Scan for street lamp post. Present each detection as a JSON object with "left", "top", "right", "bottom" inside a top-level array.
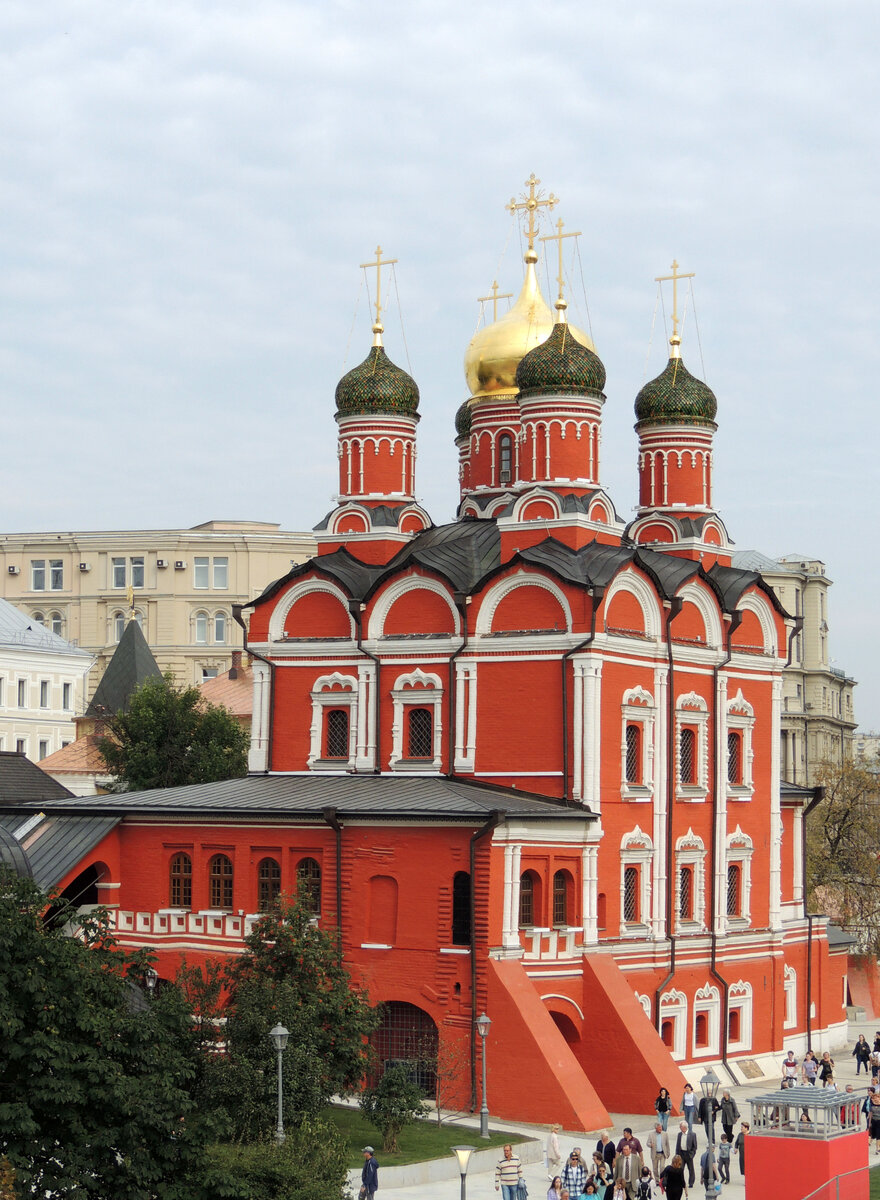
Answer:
[
  {"left": 269, "top": 1023, "right": 290, "bottom": 1145},
  {"left": 144, "top": 966, "right": 158, "bottom": 998},
  {"left": 451, "top": 1145, "right": 476, "bottom": 1200},
  {"left": 476, "top": 1012, "right": 491, "bottom": 1139},
  {"left": 699, "top": 1066, "right": 721, "bottom": 1200}
]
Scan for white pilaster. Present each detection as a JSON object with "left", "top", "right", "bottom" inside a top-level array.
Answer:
[
  {"left": 770, "top": 676, "right": 784, "bottom": 930},
  {"left": 653, "top": 664, "right": 669, "bottom": 937},
  {"left": 715, "top": 671, "right": 729, "bottom": 934},
  {"left": 247, "top": 660, "right": 271, "bottom": 772},
  {"left": 581, "top": 659, "right": 603, "bottom": 811},
  {"left": 582, "top": 843, "right": 599, "bottom": 944}
]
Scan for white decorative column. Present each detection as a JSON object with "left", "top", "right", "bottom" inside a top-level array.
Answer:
[
  {"left": 572, "top": 661, "right": 584, "bottom": 800},
  {"left": 652, "top": 665, "right": 669, "bottom": 937},
  {"left": 769, "top": 676, "right": 784, "bottom": 931},
  {"left": 582, "top": 843, "right": 599, "bottom": 944},
  {"left": 715, "top": 671, "right": 729, "bottom": 934},
  {"left": 501, "top": 842, "right": 522, "bottom": 951},
  {"left": 580, "top": 660, "right": 603, "bottom": 810},
  {"left": 454, "top": 661, "right": 477, "bottom": 772},
  {"left": 356, "top": 662, "right": 377, "bottom": 771},
  {"left": 248, "top": 660, "right": 271, "bottom": 772}
]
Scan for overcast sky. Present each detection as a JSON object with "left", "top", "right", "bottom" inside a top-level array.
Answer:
[{"left": 2, "top": 1, "right": 878, "bottom": 728}]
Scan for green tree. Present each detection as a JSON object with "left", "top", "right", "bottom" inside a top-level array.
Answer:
[
  {"left": 0, "top": 871, "right": 212, "bottom": 1199},
  {"left": 99, "top": 673, "right": 248, "bottom": 791},
  {"left": 359, "top": 1064, "right": 429, "bottom": 1152}
]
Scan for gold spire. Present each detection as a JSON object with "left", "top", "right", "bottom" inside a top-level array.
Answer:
[
  {"left": 477, "top": 280, "right": 513, "bottom": 323},
  {"left": 506, "top": 173, "right": 559, "bottom": 253},
  {"left": 655, "top": 259, "right": 694, "bottom": 359},
  {"left": 540, "top": 217, "right": 581, "bottom": 322},
  {"left": 360, "top": 245, "right": 398, "bottom": 346}
]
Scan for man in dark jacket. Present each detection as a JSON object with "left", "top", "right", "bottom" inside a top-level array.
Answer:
[
  {"left": 674, "top": 1121, "right": 698, "bottom": 1189},
  {"left": 361, "top": 1146, "right": 379, "bottom": 1198}
]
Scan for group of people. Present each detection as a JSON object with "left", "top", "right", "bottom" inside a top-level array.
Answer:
[{"left": 781, "top": 1047, "right": 837, "bottom": 1089}]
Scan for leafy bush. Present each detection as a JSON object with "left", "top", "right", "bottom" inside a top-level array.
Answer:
[
  {"left": 204, "top": 1117, "right": 349, "bottom": 1200},
  {"left": 359, "top": 1065, "right": 429, "bottom": 1153}
]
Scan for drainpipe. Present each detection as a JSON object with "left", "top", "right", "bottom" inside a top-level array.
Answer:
[
  {"left": 447, "top": 593, "right": 470, "bottom": 778},
  {"left": 654, "top": 596, "right": 684, "bottom": 1032},
  {"left": 469, "top": 810, "right": 505, "bottom": 1111},
  {"left": 349, "top": 601, "right": 381, "bottom": 775},
  {"left": 801, "top": 785, "right": 825, "bottom": 1050},
  {"left": 321, "top": 807, "right": 343, "bottom": 949},
  {"left": 561, "top": 587, "right": 602, "bottom": 802},
  {"left": 233, "top": 604, "right": 275, "bottom": 773}
]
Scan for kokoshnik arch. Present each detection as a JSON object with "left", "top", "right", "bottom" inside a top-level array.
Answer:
[{"left": 3, "top": 178, "right": 847, "bottom": 1129}]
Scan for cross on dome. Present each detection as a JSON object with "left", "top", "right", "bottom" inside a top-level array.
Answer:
[
  {"left": 360, "top": 245, "right": 398, "bottom": 346},
  {"left": 540, "top": 217, "right": 581, "bottom": 319},
  {"left": 655, "top": 259, "right": 695, "bottom": 357},
  {"left": 477, "top": 280, "right": 513, "bottom": 323},
  {"left": 506, "top": 173, "right": 559, "bottom": 252}
]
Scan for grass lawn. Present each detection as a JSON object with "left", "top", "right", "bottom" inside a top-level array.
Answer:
[
  {"left": 871, "top": 1164, "right": 880, "bottom": 1198},
  {"left": 327, "top": 1104, "right": 529, "bottom": 1169}
]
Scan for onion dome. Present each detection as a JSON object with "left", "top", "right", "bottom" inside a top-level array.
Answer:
[
  {"left": 464, "top": 249, "right": 594, "bottom": 398},
  {"left": 635, "top": 340, "right": 717, "bottom": 427},
  {"left": 516, "top": 320, "right": 606, "bottom": 395},
  {"left": 455, "top": 399, "right": 472, "bottom": 440},
  {"left": 335, "top": 344, "right": 419, "bottom": 418}
]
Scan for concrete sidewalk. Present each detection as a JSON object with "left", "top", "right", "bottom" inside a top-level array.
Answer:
[{"left": 350, "top": 1023, "right": 877, "bottom": 1200}]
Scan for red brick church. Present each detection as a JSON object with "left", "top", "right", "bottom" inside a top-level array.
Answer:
[{"left": 2, "top": 180, "right": 847, "bottom": 1130}]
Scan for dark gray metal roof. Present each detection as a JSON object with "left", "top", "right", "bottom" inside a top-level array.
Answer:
[
  {"left": 0, "top": 751, "right": 75, "bottom": 806},
  {"left": 86, "top": 618, "right": 163, "bottom": 717},
  {"left": 313, "top": 504, "right": 411, "bottom": 532},
  {"left": 0, "top": 773, "right": 594, "bottom": 824},
  {"left": 826, "top": 923, "right": 856, "bottom": 949},
  {"left": 0, "top": 813, "right": 120, "bottom": 889}
]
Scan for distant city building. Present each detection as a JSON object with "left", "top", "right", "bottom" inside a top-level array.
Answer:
[
  {"left": 854, "top": 731, "right": 880, "bottom": 764},
  {"left": 0, "top": 520, "right": 314, "bottom": 700},
  {"left": 731, "top": 553, "right": 857, "bottom": 786},
  {"left": 0, "top": 597, "right": 94, "bottom": 763}
]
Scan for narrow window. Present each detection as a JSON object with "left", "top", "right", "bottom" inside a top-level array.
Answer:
[
  {"left": 451, "top": 871, "right": 471, "bottom": 945},
  {"left": 727, "top": 863, "right": 741, "bottom": 917},
  {"left": 0, "top": 678, "right": 4, "bottom": 706},
  {"left": 131, "top": 556, "right": 145, "bottom": 589},
  {"left": 679, "top": 865, "right": 693, "bottom": 920},
  {"left": 170, "top": 852, "right": 192, "bottom": 908},
  {"left": 194, "top": 557, "right": 209, "bottom": 589},
  {"left": 407, "top": 707, "right": 433, "bottom": 758},
  {"left": 728, "top": 1008, "right": 740, "bottom": 1042},
  {"left": 498, "top": 434, "right": 513, "bottom": 483},
  {"left": 50, "top": 612, "right": 63, "bottom": 636},
  {"left": 727, "top": 731, "right": 741, "bottom": 784},
  {"left": 661, "top": 1020, "right": 674, "bottom": 1047},
  {"left": 257, "top": 857, "right": 281, "bottom": 911},
  {"left": 519, "top": 873, "right": 534, "bottom": 926},
  {"left": 552, "top": 870, "right": 569, "bottom": 925},
  {"left": 623, "top": 866, "right": 639, "bottom": 922},
  {"left": 39, "top": 681, "right": 49, "bottom": 708},
  {"left": 17, "top": 680, "right": 26, "bottom": 708},
  {"left": 209, "top": 854, "right": 233, "bottom": 909},
  {"left": 112, "top": 557, "right": 126, "bottom": 588},
  {"left": 38, "top": 740, "right": 49, "bottom": 760},
  {"left": 325, "top": 709, "right": 349, "bottom": 758},
  {"left": 49, "top": 560, "right": 63, "bottom": 590},
  {"left": 31, "top": 560, "right": 46, "bottom": 590},
  {"left": 213, "top": 557, "right": 229, "bottom": 589},
  {"left": 33, "top": 612, "right": 45, "bottom": 626},
  {"left": 15, "top": 738, "right": 26, "bottom": 755},
  {"left": 679, "top": 727, "right": 696, "bottom": 783},
  {"left": 297, "top": 857, "right": 321, "bottom": 915},
  {"left": 195, "top": 612, "right": 208, "bottom": 644},
  {"left": 214, "top": 612, "right": 226, "bottom": 644},
  {"left": 695, "top": 1012, "right": 709, "bottom": 1048},
  {"left": 114, "top": 611, "right": 125, "bottom": 642},
  {"left": 625, "top": 724, "right": 641, "bottom": 783}
]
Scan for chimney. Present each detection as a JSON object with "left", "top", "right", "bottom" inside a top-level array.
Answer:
[{"left": 229, "top": 650, "right": 242, "bottom": 680}]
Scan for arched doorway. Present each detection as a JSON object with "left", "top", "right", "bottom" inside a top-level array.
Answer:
[
  {"left": 550, "top": 1010, "right": 581, "bottom": 1047},
  {"left": 371, "top": 1001, "right": 439, "bottom": 1097}
]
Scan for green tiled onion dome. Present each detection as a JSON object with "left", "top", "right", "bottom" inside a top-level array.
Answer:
[
  {"left": 335, "top": 345, "right": 420, "bottom": 417},
  {"left": 515, "top": 321, "right": 606, "bottom": 395},
  {"left": 635, "top": 355, "right": 717, "bottom": 426},
  {"left": 455, "top": 400, "right": 472, "bottom": 439}
]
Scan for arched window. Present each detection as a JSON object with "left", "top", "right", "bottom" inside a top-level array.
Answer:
[
  {"left": 32, "top": 611, "right": 45, "bottom": 626},
  {"left": 552, "top": 870, "right": 570, "bottom": 926},
  {"left": 728, "top": 1007, "right": 740, "bottom": 1043},
  {"left": 50, "top": 612, "right": 63, "bottom": 636},
  {"left": 661, "top": 1020, "right": 674, "bottom": 1048},
  {"left": 297, "top": 857, "right": 321, "bottom": 915},
  {"left": 407, "top": 707, "right": 433, "bottom": 758},
  {"left": 519, "top": 872, "right": 535, "bottom": 926},
  {"left": 727, "top": 731, "right": 742, "bottom": 784},
  {"left": 623, "top": 866, "right": 639, "bottom": 923},
  {"left": 625, "top": 724, "right": 641, "bottom": 783},
  {"left": 498, "top": 433, "right": 513, "bottom": 484},
  {"left": 214, "top": 612, "right": 226, "bottom": 644},
  {"left": 257, "top": 857, "right": 280, "bottom": 911},
  {"left": 194, "top": 612, "right": 208, "bottom": 645},
  {"left": 679, "top": 727, "right": 697, "bottom": 783},
  {"left": 113, "top": 611, "right": 125, "bottom": 642},
  {"left": 597, "top": 892, "right": 607, "bottom": 931},
  {"left": 325, "top": 709, "right": 349, "bottom": 758},
  {"left": 451, "top": 871, "right": 471, "bottom": 945},
  {"left": 169, "top": 852, "right": 192, "bottom": 908},
  {"left": 679, "top": 865, "right": 694, "bottom": 920},
  {"left": 727, "top": 863, "right": 742, "bottom": 917},
  {"left": 695, "top": 1011, "right": 709, "bottom": 1048},
  {"left": 209, "top": 854, "right": 233, "bottom": 909}
]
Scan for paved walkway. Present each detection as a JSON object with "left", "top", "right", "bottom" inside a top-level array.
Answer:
[{"left": 354, "top": 1022, "right": 878, "bottom": 1200}]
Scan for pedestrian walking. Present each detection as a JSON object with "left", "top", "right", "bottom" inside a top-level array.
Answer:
[
  {"left": 853, "top": 1035, "right": 871, "bottom": 1075},
  {"left": 495, "top": 1144, "right": 523, "bottom": 1200},
  {"left": 360, "top": 1147, "right": 379, "bottom": 1200},
  {"left": 719, "top": 1089, "right": 740, "bottom": 1141}
]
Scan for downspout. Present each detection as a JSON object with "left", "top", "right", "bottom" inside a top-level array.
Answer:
[
  {"left": 349, "top": 600, "right": 381, "bottom": 775},
  {"left": 233, "top": 604, "right": 275, "bottom": 773},
  {"left": 447, "top": 593, "right": 470, "bottom": 779},
  {"left": 321, "top": 807, "right": 343, "bottom": 949},
  {"left": 709, "top": 609, "right": 741, "bottom": 1084},
  {"left": 802, "top": 785, "right": 825, "bottom": 1049},
  {"left": 561, "top": 587, "right": 601, "bottom": 802},
  {"left": 785, "top": 614, "right": 806, "bottom": 785},
  {"left": 654, "top": 596, "right": 684, "bottom": 1032},
  {"left": 806, "top": 913, "right": 814, "bottom": 1048},
  {"left": 469, "top": 810, "right": 505, "bottom": 1111}
]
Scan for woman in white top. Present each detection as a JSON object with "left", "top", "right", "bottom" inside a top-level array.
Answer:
[
  {"left": 546, "top": 1124, "right": 562, "bottom": 1178},
  {"left": 681, "top": 1083, "right": 696, "bottom": 1130}
]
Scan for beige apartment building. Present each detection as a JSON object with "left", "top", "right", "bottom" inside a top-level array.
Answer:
[
  {"left": 0, "top": 520, "right": 314, "bottom": 705},
  {"left": 733, "top": 551, "right": 857, "bottom": 785}
]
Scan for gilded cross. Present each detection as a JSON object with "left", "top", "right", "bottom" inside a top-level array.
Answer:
[
  {"left": 540, "top": 218, "right": 581, "bottom": 306},
  {"left": 654, "top": 259, "right": 695, "bottom": 341},
  {"left": 506, "top": 173, "right": 559, "bottom": 250},
  {"left": 360, "top": 245, "right": 398, "bottom": 333},
  {"left": 477, "top": 280, "right": 513, "bottom": 322}
]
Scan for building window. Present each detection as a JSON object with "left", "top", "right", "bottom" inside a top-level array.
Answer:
[
  {"left": 625, "top": 724, "right": 641, "bottom": 783},
  {"left": 62, "top": 682, "right": 71, "bottom": 710},
  {"left": 552, "top": 870, "right": 571, "bottom": 925},
  {"left": 519, "top": 872, "right": 535, "bottom": 926},
  {"left": 679, "top": 727, "right": 696, "bottom": 783},
  {"left": 727, "top": 732, "right": 741, "bottom": 784},
  {"left": 31, "top": 561, "right": 45, "bottom": 590},
  {"left": 325, "top": 709, "right": 349, "bottom": 758},
  {"left": 50, "top": 612, "right": 63, "bottom": 636},
  {"left": 623, "top": 866, "right": 639, "bottom": 922},
  {"left": 679, "top": 865, "right": 693, "bottom": 920},
  {"left": 194, "top": 612, "right": 208, "bottom": 644},
  {"left": 257, "top": 857, "right": 281, "bottom": 911},
  {"left": 695, "top": 1012, "right": 708, "bottom": 1048},
  {"left": 0, "top": 678, "right": 4, "bottom": 706},
  {"left": 693, "top": 983, "right": 721, "bottom": 1056},
  {"left": 213, "top": 557, "right": 228, "bottom": 589},
  {"left": 727, "top": 863, "right": 741, "bottom": 917},
  {"left": 17, "top": 680, "right": 26, "bottom": 708},
  {"left": 201, "top": 668, "right": 218, "bottom": 682},
  {"left": 39, "top": 680, "right": 49, "bottom": 708},
  {"left": 38, "top": 740, "right": 49, "bottom": 760},
  {"left": 675, "top": 831, "right": 706, "bottom": 931},
  {"left": 498, "top": 433, "right": 513, "bottom": 483},
  {"left": 214, "top": 612, "right": 226, "bottom": 644},
  {"left": 31, "top": 559, "right": 63, "bottom": 591},
  {"left": 15, "top": 738, "right": 26, "bottom": 755},
  {"left": 169, "top": 852, "right": 192, "bottom": 908},
  {"left": 407, "top": 707, "right": 433, "bottom": 758},
  {"left": 113, "top": 612, "right": 125, "bottom": 642},
  {"left": 451, "top": 871, "right": 471, "bottom": 945},
  {"left": 209, "top": 854, "right": 233, "bottom": 909},
  {"left": 620, "top": 826, "right": 654, "bottom": 934},
  {"left": 131, "top": 557, "right": 144, "bottom": 588},
  {"left": 112, "top": 557, "right": 126, "bottom": 588},
  {"left": 33, "top": 611, "right": 44, "bottom": 626},
  {"left": 296, "top": 857, "right": 321, "bottom": 915},
  {"left": 194, "top": 556, "right": 228, "bottom": 589},
  {"left": 194, "top": 557, "right": 209, "bottom": 588},
  {"left": 726, "top": 692, "right": 756, "bottom": 798}
]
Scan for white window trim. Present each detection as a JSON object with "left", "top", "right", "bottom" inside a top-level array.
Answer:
[
  {"left": 783, "top": 964, "right": 797, "bottom": 1029},
  {"left": 389, "top": 670, "right": 444, "bottom": 772},
  {"left": 693, "top": 982, "right": 721, "bottom": 1058},
  {"left": 726, "top": 826, "right": 754, "bottom": 928},
  {"left": 620, "top": 686, "right": 655, "bottom": 802},
  {"left": 727, "top": 980, "right": 753, "bottom": 1053},
  {"left": 674, "top": 828, "right": 706, "bottom": 933},
  {"left": 308, "top": 673, "right": 358, "bottom": 770},
  {"left": 635, "top": 992, "right": 652, "bottom": 1021},
  {"left": 193, "top": 556, "right": 210, "bottom": 589},
  {"left": 675, "top": 691, "right": 709, "bottom": 802},
  {"left": 620, "top": 826, "right": 653, "bottom": 938},
  {"left": 726, "top": 690, "right": 756, "bottom": 801},
  {"left": 659, "top": 988, "right": 688, "bottom": 1061}
]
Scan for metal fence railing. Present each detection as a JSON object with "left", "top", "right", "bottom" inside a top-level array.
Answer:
[{"left": 798, "top": 1164, "right": 870, "bottom": 1200}]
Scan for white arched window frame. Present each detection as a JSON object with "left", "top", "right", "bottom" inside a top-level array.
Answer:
[
  {"left": 620, "top": 826, "right": 654, "bottom": 938},
  {"left": 735, "top": 592, "right": 780, "bottom": 657},
  {"left": 675, "top": 828, "right": 706, "bottom": 933},
  {"left": 113, "top": 611, "right": 126, "bottom": 642},
  {"left": 268, "top": 579, "right": 356, "bottom": 643},
  {"left": 368, "top": 577, "right": 461, "bottom": 640},
  {"left": 635, "top": 992, "right": 652, "bottom": 1021},
  {"left": 726, "top": 826, "right": 754, "bottom": 928},
  {"left": 727, "top": 980, "right": 753, "bottom": 1053},
  {"left": 475, "top": 572, "right": 572, "bottom": 637},
  {"left": 675, "top": 692, "right": 709, "bottom": 802},
  {"left": 620, "top": 686, "right": 656, "bottom": 802},
  {"left": 49, "top": 611, "right": 63, "bottom": 636},
  {"left": 603, "top": 571, "right": 663, "bottom": 640},
  {"left": 214, "top": 611, "right": 227, "bottom": 645},
  {"left": 783, "top": 965, "right": 797, "bottom": 1029},
  {"left": 194, "top": 611, "right": 208, "bottom": 645},
  {"left": 677, "top": 581, "right": 723, "bottom": 649},
  {"left": 726, "top": 690, "right": 755, "bottom": 800},
  {"left": 308, "top": 673, "right": 358, "bottom": 769},
  {"left": 693, "top": 982, "right": 721, "bottom": 1058},
  {"left": 659, "top": 988, "right": 688, "bottom": 1061},
  {"left": 389, "top": 670, "right": 444, "bottom": 772}
]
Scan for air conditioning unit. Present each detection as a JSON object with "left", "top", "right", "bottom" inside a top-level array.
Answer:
[
  {"left": 7, "top": 565, "right": 20, "bottom": 575},
  {"left": 157, "top": 559, "right": 169, "bottom": 569},
  {"left": 79, "top": 562, "right": 91, "bottom": 572},
  {"left": 174, "top": 560, "right": 186, "bottom": 570},
  {"left": 499, "top": 469, "right": 511, "bottom": 485}
]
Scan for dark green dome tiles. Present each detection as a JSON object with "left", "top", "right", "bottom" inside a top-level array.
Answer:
[
  {"left": 455, "top": 400, "right": 472, "bottom": 439},
  {"left": 515, "top": 321, "right": 606, "bottom": 396},
  {"left": 635, "top": 356, "right": 717, "bottom": 426},
  {"left": 335, "top": 345, "right": 420, "bottom": 417}
]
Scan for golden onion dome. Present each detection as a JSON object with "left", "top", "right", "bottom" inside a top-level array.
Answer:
[{"left": 464, "top": 249, "right": 594, "bottom": 398}]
